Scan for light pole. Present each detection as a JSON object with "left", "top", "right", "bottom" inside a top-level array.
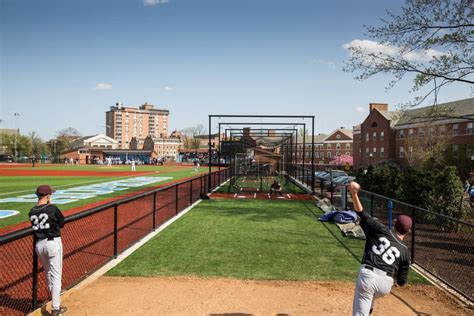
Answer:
[{"left": 13, "top": 113, "right": 20, "bottom": 162}]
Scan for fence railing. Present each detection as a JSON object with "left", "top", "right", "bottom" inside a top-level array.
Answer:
[{"left": 0, "top": 169, "right": 229, "bottom": 315}]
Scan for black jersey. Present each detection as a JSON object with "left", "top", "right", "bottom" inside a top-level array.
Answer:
[
  {"left": 29, "top": 204, "right": 65, "bottom": 240},
  {"left": 359, "top": 211, "right": 410, "bottom": 285}
]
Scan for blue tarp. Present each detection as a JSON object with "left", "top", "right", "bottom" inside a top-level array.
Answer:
[{"left": 318, "top": 210, "right": 358, "bottom": 224}]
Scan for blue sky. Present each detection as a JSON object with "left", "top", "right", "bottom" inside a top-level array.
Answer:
[{"left": 1, "top": 0, "right": 471, "bottom": 140}]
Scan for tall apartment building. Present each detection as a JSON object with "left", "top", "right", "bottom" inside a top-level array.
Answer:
[
  {"left": 353, "top": 98, "right": 474, "bottom": 170},
  {"left": 106, "top": 102, "right": 169, "bottom": 149}
]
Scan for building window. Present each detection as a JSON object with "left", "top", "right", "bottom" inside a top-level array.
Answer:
[
  {"left": 327, "top": 144, "right": 332, "bottom": 149},
  {"left": 373, "top": 147, "right": 377, "bottom": 153},
  {"left": 399, "top": 147, "right": 404, "bottom": 158},
  {"left": 409, "top": 146, "right": 413, "bottom": 153},
  {"left": 346, "top": 143, "right": 350, "bottom": 150},
  {"left": 452, "top": 144, "right": 459, "bottom": 152},
  {"left": 315, "top": 152, "right": 319, "bottom": 158},
  {"left": 400, "top": 130, "right": 404, "bottom": 139},
  {"left": 366, "top": 148, "right": 369, "bottom": 156},
  {"left": 380, "top": 131, "right": 384, "bottom": 141},
  {"left": 366, "top": 133, "right": 369, "bottom": 141},
  {"left": 418, "top": 128, "right": 424, "bottom": 137},
  {"left": 380, "top": 147, "right": 384, "bottom": 158},
  {"left": 336, "top": 143, "right": 341, "bottom": 149},
  {"left": 327, "top": 152, "right": 331, "bottom": 158},
  {"left": 440, "top": 125, "right": 446, "bottom": 135},
  {"left": 336, "top": 151, "right": 340, "bottom": 156},
  {"left": 371, "top": 122, "right": 378, "bottom": 128},
  {"left": 409, "top": 129, "right": 414, "bottom": 137},
  {"left": 372, "top": 132, "right": 377, "bottom": 141},
  {"left": 468, "top": 122, "right": 474, "bottom": 134},
  {"left": 346, "top": 152, "right": 351, "bottom": 156},
  {"left": 453, "top": 124, "right": 459, "bottom": 135},
  {"left": 359, "top": 148, "right": 362, "bottom": 157}
]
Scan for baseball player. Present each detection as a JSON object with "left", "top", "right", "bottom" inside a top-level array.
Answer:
[
  {"left": 348, "top": 181, "right": 412, "bottom": 316},
  {"left": 29, "top": 185, "right": 67, "bottom": 316},
  {"left": 131, "top": 159, "right": 136, "bottom": 171}
]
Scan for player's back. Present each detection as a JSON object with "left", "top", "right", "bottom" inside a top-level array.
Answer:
[
  {"left": 360, "top": 213, "right": 410, "bottom": 277},
  {"left": 29, "top": 204, "right": 64, "bottom": 240}
]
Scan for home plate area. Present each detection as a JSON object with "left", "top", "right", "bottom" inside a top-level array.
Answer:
[{"left": 211, "top": 192, "right": 314, "bottom": 201}]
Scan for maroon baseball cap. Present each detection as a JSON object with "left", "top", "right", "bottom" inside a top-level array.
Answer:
[
  {"left": 395, "top": 215, "right": 412, "bottom": 235},
  {"left": 35, "top": 185, "right": 56, "bottom": 196}
]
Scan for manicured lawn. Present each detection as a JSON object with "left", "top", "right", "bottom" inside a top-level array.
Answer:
[
  {"left": 0, "top": 167, "right": 208, "bottom": 229},
  {"left": 108, "top": 199, "right": 428, "bottom": 284}
]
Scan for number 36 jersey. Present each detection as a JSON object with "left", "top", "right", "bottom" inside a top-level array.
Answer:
[
  {"left": 359, "top": 211, "right": 410, "bottom": 286},
  {"left": 29, "top": 204, "right": 65, "bottom": 240}
]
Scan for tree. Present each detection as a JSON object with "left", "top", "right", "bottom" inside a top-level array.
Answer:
[
  {"left": 56, "top": 127, "right": 81, "bottom": 153},
  {"left": 182, "top": 124, "right": 207, "bottom": 151},
  {"left": 1, "top": 133, "right": 32, "bottom": 158},
  {"left": 29, "top": 131, "right": 45, "bottom": 159},
  {"left": 344, "top": 0, "right": 473, "bottom": 107}
]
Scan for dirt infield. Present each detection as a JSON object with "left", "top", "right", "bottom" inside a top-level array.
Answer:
[{"left": 60, "top": 276, "right": 470, "bottom": 315}]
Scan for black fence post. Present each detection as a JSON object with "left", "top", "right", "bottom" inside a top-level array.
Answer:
[
  {"left": 114, "top": 204, "right": 118, "bottom": 258},
  {"left": 32, "top": 237, "right": 38, "bottom": 310},
  {"left": 320, "top": 180, "right": 324, "bottom": 199},
  {"left": 189, "top": 180, "right": 193, "bottom": 205},
  {"left": 344, "top": 185, "right": 348, "bottom": 210},
  {"left": 411, "top": 207, "right": 416, "bottom": 263},
  {"left": 152, "top": 191, "right": 156, "bottom": 231},
  {"left": 200, "top": 175, "right": 203, "bottom": 195},
  {"left": 370, "top": 194, "right": 374, "bottom": 217},
  {"left": 175, "top": 183, "right": 179, "bottom": 214}
]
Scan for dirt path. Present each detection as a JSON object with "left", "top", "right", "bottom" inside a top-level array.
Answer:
[{"left": 60, "top": 276, "right": 470, "bottom": 316}]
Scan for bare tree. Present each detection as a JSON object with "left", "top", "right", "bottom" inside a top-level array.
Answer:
[
  {"left": 182, "top": 124, "right": 207, "bottom": 150},
  {"left": 344, "top": 0, "right": 473, "bottom": 108},
  {"left": 29, "top": 131, "right": 45, "bottom": 158}
]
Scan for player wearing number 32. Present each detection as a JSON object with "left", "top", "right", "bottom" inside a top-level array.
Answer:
[
  {"left": 348, "top": 181, "right": 412, "bottom": 316},
  {"left": 29, "top": 185, "right": 68, "bottom": 316}
]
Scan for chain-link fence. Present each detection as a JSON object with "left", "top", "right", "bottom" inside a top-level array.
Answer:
[
  {"left": 0, "top": 169, "right": 229, "bottom": 315},
  {"left": 355, "top": 190, "right": 473, "bottom": 302}
]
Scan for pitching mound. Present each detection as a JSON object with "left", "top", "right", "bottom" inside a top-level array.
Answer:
[{"left": 60, "top": 277, "right": 469, "bottom": 315}]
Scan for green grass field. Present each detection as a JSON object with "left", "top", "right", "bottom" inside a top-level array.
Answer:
[
  {"left": 108, "top": 199, "right": 427, "bottom": 284},
  {"left": 0, "top": 165, "right": 209, "bottom": 229},
  {"left": 215, "top": 175, "right": 306, "bottom": 194}
]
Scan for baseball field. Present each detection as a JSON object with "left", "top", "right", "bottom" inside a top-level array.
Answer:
[
  {"left": 57, "top": 198, "right": 469, "bottom": 315},
  {"left": 0, "top": 163, "right": 209, "bottom": 231}
]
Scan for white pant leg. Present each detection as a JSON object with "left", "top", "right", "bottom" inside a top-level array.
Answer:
[
  {"left": 42, "top": 238, "right": 62, "bottom": 310},
  {"left": 36, "top": 240, "right": 52, "bottom": 293},
  {"left": 353, "top": 269, "right": 375, "bottom": 316}
]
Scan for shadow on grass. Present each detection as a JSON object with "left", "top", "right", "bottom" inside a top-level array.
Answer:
[{"left": 302, "top": 202, "right": 361, "bottom": 263}]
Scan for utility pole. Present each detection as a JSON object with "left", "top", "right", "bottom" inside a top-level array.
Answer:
[{"left": 14, "top": 113, "right": 20, "bottom": 162}]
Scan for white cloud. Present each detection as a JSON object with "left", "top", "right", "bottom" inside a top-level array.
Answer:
[
  {"left": 144, "top": 0, "right": 168, "bottom": 6},
  {"left": 309, "top": 59, "right": 337, "bottom": 69},
  {"left": 355, "top": 106, "right": 366, "bottom": 113},
  {"left": 94, "top": 83, "right": 113, "bottom": 90},
  {"left": 164, "top": 86, "right": 173, "bottom": 91},
  {"left": 342, "top": 39, "right": 444, "bottom": 62}
]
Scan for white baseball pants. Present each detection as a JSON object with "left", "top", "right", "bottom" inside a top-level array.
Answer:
[
  {"left": 36, "top": 237, "right": 63, "bottom": 310},
  {"left": 352, "top": 265, "right": 393, "bottom": 316}
]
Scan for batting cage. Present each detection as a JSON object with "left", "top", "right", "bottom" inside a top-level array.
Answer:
[{"left": 207, "top": 115, "right": 317, "bottom": 197}]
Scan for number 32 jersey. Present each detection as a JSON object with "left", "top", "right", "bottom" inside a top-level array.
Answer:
[
  {"left": 29, "top": 204, "right": 65, "bottom": 240},
  {"left": 359, "top": 211, "right": 410, "bottom": 285}
]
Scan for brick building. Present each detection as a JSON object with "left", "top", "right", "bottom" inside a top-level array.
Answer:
[
  {"left": 106, "top": 102, "right": 169, "bottom": 149},
  {"left": 295, "top": 128, "right": 353, "bottom": 165},
  {"left": 353, "top": 98, "right": 474, "bottom": 170}
]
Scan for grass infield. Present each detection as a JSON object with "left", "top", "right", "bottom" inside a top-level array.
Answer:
[
  {"left": 108, "top": 199, "right": 428, "bottom": 284},
  {"left": 0, "top": 166, "right": 208, "bottom": 228}
]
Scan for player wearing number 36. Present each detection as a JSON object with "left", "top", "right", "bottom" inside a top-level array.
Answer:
[
  {"left": 348, "top": 181, "right": 412, "bottom": 316},
  {"left": 29, "top": 185, "right": 68, "bottom": 316}
]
